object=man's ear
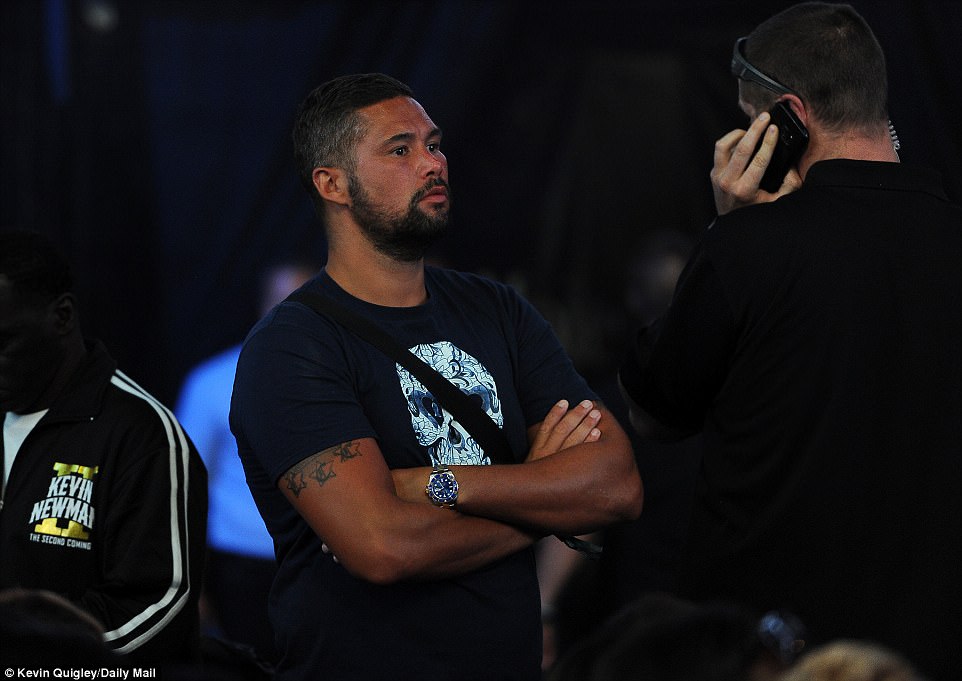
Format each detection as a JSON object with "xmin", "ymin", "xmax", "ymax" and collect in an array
[
  {"xmin": 312, "ymin": 167, "xmax": 351, "ymax": 207},
  {"xmin": 781, "ymin": 94, "xmax": 809, "ymax": 128},
  {"xmin": 49, "ymin": 293, "xmax": 78, "ymax": 336}
]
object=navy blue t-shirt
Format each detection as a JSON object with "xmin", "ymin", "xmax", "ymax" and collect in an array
[{"xmin": 230, "ymin": 267, "xmax": 596, "ymax": 681}]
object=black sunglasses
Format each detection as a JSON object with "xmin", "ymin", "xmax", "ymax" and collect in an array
[{"xmin": 730, "ymin": 37, "xmax": 798, "ymax": 96}]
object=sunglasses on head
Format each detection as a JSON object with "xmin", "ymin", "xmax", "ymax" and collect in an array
[{"xmin": 730, "ymin": 37, "xmax": 798, "ymax": 97}]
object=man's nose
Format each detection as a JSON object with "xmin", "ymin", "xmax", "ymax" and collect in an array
[{"xmin": 420, "ymin": 148, "xmax": 444, "ymax": 176}]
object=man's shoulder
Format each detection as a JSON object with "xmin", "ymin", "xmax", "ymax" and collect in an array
[
  {"xmin": 425, "ymin": 266, "xmax": 524, "ymax": 309},
  {"xmin": 43, "ymin": 365, "xmax": 203, "ymax": 484},
  {"xmin": 100, "ymin": 370, "xmax": 193, "ymax": 442},
  {"xmin": 426, "ymin": 265, "xmax": 507, "ymax": 289},
  {"xmin": 712, "ymin": 186, "xmax": 808, "ymax": 227},
  {"xmin": 703, "ymin": 200, "xmax": 797, "ymax": 256},
  {"xmin": 238, "ymin": 289, "xmax": 333, "ymax": 357}
]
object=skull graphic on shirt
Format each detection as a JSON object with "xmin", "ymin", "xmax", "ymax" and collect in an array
[{"xmin": 396, "ymin": 341, "xmax": 501, "ymax": 466}]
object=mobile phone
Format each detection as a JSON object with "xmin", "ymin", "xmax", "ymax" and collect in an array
[{"xmin": 754, "ymin": 100, "xmax": 809, "ymax": 193}]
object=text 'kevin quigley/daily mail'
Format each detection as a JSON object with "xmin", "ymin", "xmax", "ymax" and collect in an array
[{"xmin": 4, "ymin": 668, "xmax": 157, "ymax": 679}]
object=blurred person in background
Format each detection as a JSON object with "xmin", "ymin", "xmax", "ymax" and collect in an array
[
  {"xmin": 547, "ymin": 592, "xmax": 792, "ymax": 681},
  {"xmin": 175, "ymin": 259, "xmax": 316, "ymax": 662},
  {"xmin": 779, "ymin": 640, "xmax": 928, "ymax": 681},
  {"xmin": 0, "ymin": 588, "xmax": 117, "ymax": 667}
]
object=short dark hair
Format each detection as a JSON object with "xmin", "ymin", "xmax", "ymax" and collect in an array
[
  {"xmin": 292, "ymin": 73, "xmax": 414, "ymax": 201},
  {"xmin": 742, "ymin": 2, "xmax": 888, "ymax": 132},
  {"xmin": 0, "ymin": 230, "xmax": 73, "ymax": 306}
]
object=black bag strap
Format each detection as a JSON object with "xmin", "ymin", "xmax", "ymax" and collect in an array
[
  {"xmin": 287, "ymin": 288, "xmax": 602, "ymax": 558},
  {"xmin": 289, "ymin": 289, "xmax": 515, "ymax": 464}
]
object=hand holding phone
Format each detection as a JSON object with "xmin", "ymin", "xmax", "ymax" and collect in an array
[
  {"xmin": 711, "ymin": 102, "xmax": 808, "ymax": 214},
  {"xmin": 754, "ymin": 100, "xmax": 809, "ymax": 193}
]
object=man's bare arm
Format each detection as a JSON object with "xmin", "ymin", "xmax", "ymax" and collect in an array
[
  {"xmin": 392, "ymin": 401, "xmax": 643, "ymax": 535},
  {"xmin": 279, "ymin": 438, "xmax": 538, "ymax": 585}
]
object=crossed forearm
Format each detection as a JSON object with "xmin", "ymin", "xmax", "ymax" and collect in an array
[{"xmin": 392, "ymin": 433, "xmax": 641, "ymax": 535}]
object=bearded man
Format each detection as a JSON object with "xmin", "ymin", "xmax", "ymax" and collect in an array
[{"xmin": 229, "ymin": 73, "xmax": 642, "ymax": 681}]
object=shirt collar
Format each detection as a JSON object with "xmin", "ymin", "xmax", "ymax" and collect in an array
[{"xmin": 805, "ymin": 159, "xmax": 950, "ymax": 202}]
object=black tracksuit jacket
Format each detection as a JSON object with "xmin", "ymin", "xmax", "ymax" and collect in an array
[{"xmin": 0, "ymin": 341, "xmax": 207, "ymax": 666}]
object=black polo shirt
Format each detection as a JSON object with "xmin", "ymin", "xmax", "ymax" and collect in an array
[{"xmin": 620, "ymin": 159, "xmax": 962, "ymax": 679}]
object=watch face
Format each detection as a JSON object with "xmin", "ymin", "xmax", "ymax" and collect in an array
[{"xmin": 428, "ymin": 471, "xmax": 459, "ymax": 504}]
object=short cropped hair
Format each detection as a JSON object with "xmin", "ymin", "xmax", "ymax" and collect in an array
[
  {"xmin": 292, "ymin": 73, "xmax": 414, "ymax": 201},
  {"xmin": 0, "ymin": 230, "xmax": 73, "ymax": 307},
  {"xmin": 742, "ymin": 2, "xmax": 888, "ymax": 132}
]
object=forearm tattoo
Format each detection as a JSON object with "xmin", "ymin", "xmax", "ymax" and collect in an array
[{"xmin": 284, "ymin": 440, "xmax": 363, "ymax": 497}]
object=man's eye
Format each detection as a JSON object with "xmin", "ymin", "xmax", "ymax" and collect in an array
[
  {"xmin": 392, "ymin": 147, "xmax": 408, "ymax": 156},
  {"xmin": 427, "ymin": 143, "xmax": 440, "ymax": 152}
]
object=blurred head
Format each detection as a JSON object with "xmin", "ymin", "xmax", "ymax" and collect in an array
[
  {"xmin": 258, "ymin": 260, "xmax": 317, "ymax": 317},
  {"xmin": 779, "ymin": 640, "xmax": 926, "ymax": 681},
  {"xmin": 0, "ymin": 588, "xmax": 104, "ymax": 640},
  {"xmin": 548, "ymin": 593, "xmax": 792, "ymax": 681},
  {"xmin": 0, "ymin": 230, "xmax": 82, "ymax": 414},
  {"xmin": 0, "ymin": 588, "xmax": 115, "ymax": 666},
  {"xmin": 736, "ymin": 2, "xmax": 888, "ymax": 133}
]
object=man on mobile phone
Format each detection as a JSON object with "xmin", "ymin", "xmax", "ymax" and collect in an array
[{"xmin": 618, "ymin": 3, "xmax": 961, "ymax": 679}]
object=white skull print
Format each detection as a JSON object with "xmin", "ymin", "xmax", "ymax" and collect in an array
[{"xmin": 397, "ymin": 341, "xmax": 501, "ymax": 466}]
